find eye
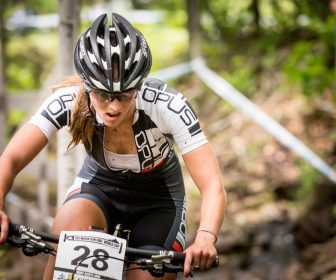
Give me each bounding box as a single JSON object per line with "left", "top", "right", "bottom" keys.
{"left": 96, "top": 90, "right": 106, "bottom": 97}
{"left": 93, "top": 90, "right": 109, "bottom": 102}
{"left": 120, "top": 93, "right": 133, "bottom": 102}
{"left": 120, "top": 95, "right": 128, "bottom": 102}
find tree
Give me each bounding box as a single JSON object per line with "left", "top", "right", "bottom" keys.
{"left": 56, "top": 0, "right": 82, "bottom": 208}
{"left": 187, "top": 0, "right": 202, "bottom": 59}
{"left": 250, "top": 0, "right": 260, "bottom": 33}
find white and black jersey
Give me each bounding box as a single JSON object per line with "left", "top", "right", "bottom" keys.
{"left": 29, "top": 77, "right": 208, "bottom": 173}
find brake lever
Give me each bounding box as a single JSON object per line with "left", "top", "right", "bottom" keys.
{"left": 6, "top": 227, "right": 55, "bottom": 255}
{"left": 134, "top": 258, "right": 187, "bottom": 277}
{"left": 162, "top": 262, "right": 184, "bottom": 273}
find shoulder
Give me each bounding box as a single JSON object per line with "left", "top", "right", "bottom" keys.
{"left": 143, "top": 77, "right": 166, "bottom": 89}
{"left": 33, "top": 85, "right": 81, "bottom": 124}
{"left": 42, "top": 86, "right": 81, "bottom": 111}
{"left": 142, "top": 77, "right": 179, "bottom": 95}
{"left": 137, "top": 77, "right": 200, "bottom": 130}
{"left": 138, "top": 77, "right": 196, "bottom": 118}
{"left": 139, "top": 77, "right": 184, "bottom": 107}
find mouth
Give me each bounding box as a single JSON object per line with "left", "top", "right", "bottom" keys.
{"left": 105, "top": 112, "right": 121, "bottom": 121}
{"left": 106, "top": 112, "right": 120, "bottom": 117}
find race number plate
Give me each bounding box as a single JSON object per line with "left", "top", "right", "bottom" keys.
{"left": 53, "top": 231, "right": 127, "bottom": 280}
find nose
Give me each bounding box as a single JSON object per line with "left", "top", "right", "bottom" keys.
{"left": 107, "top": 98, "right": 122, "bottom": 111}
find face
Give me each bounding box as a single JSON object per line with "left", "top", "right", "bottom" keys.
{"left": 89, "top": 88, "right": 137, "bottom": 127}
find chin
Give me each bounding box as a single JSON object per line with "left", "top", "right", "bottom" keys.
{"left": 103, "top": 122, "right": 116, "bottom": 127}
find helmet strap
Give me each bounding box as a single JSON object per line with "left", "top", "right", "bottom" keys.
{"left": 85, "top": 89, "right": 105, "bottom": 128}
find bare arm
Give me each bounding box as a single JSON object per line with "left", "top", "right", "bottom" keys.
{"left": 182, "top": 143, "right": 227, "bottom": 276}
{"left": 0, "top": 123, "right": 48, "bottom": 243}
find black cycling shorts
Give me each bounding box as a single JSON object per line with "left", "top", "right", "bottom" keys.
{"left": 65, "top": 151, "right": 187, "bottom": 252}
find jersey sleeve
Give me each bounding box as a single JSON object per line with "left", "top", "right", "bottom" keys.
{"left": 28, "top": 86, "right": 79, "bottom": 140}
{"left": 141, "top": 78, "right": 208, "bottom": 155}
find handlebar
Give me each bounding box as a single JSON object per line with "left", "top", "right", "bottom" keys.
{"left": 5, "top": 222, "right": 219, "bottom": 276}
{"left": 9, "top": 222, "right": 58, "bottom": 243}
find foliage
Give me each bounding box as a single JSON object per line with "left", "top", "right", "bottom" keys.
{"left": 6, "top": 31, "right": 57, "bottom": 90}
{"left": 218, "top": 55, "right": 257, "bottom": 97}
{"left": 132, "top": 0, "right": 184, "bottom": 12}
{"left": 138, "top": 23, "right": 188, "bottom": 71}
{"left": 282, "top": 40, "right": 333, "bottom": 96}
{"left": 25, "top": 0, "right": 58, "bottom": 13}
{"left": 201, "top": 0, "right": 336, "bottom": 98}
{"left": 5, "top": 0, "right": 57, "bottom": 16}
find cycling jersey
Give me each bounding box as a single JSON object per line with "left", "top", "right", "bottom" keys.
{"left": 29, "top": 77, "right": 208, "bottom": 173}
{"left": 29, "top": 77, "right": 208, "bottom": 252}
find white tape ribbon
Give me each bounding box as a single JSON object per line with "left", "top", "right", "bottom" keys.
{"left": 191, "top": 57, "right": 336, "bottom": 184}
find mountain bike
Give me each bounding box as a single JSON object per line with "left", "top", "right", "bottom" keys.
{"left": 3, "top": 222, "right": 219, "bottom": 279}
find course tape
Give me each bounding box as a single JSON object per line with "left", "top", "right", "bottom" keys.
{"left": 151, "top": 62, "right": 192, "bottom": 81}
{"left": 191, "top": 57, "right": 336, "bottom": 184}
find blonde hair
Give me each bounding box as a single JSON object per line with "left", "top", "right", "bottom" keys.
{"left": 52, "top": 75, "right": 95, "bottom": 152}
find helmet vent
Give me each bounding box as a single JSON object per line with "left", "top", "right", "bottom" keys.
{"left": 112, "top": 53, "right": 119, "bottom": 82}
{"left": 98, "top": 44, "right": 106, "bottom": 61}
{"left": 119, "top": 25, "right": 128, "bottom": 38}
{"left": 125, "top": 43, "right": 130, "bottom": 60}
{"left": 97, "top": 27, "right": 104, "bottom": 38}
{"left": 82, "top": 63, "right": 94, "bottom": 81}
{"left": 85, "top": 37, "right": 93, "bottom": 54}
{"left": 126, "top": 61, "right": 137, "bottom": 80}
{"left": 93, "top": 63, "right": 105, "bottom": 78}
{"left": 110, "top": 31, "right": 117, "bottom": 47}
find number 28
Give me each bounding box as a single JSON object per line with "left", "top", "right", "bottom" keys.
{"left": 71, "top": 245, "right": 110, "bottom": 271}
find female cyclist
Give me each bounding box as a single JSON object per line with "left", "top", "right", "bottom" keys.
{"left": 0, "top": 13, "right": 226, "bottom": 279}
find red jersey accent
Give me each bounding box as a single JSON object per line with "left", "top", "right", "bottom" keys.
{"left": 173, "top": 240, "right": 183, "bottom": 252}
{"left": 141, "top": 159, "right": 164, "bottom": 173}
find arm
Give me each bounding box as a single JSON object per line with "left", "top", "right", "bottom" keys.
{"left": 0, "top": 123, "right": 48, "bottom": 244}
{"left": 182, "top": 143, "right": 227, "bottom": 277}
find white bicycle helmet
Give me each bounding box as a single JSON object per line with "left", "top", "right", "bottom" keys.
{"left": 74, "top": 13, "right": 152, "bottom": 93}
